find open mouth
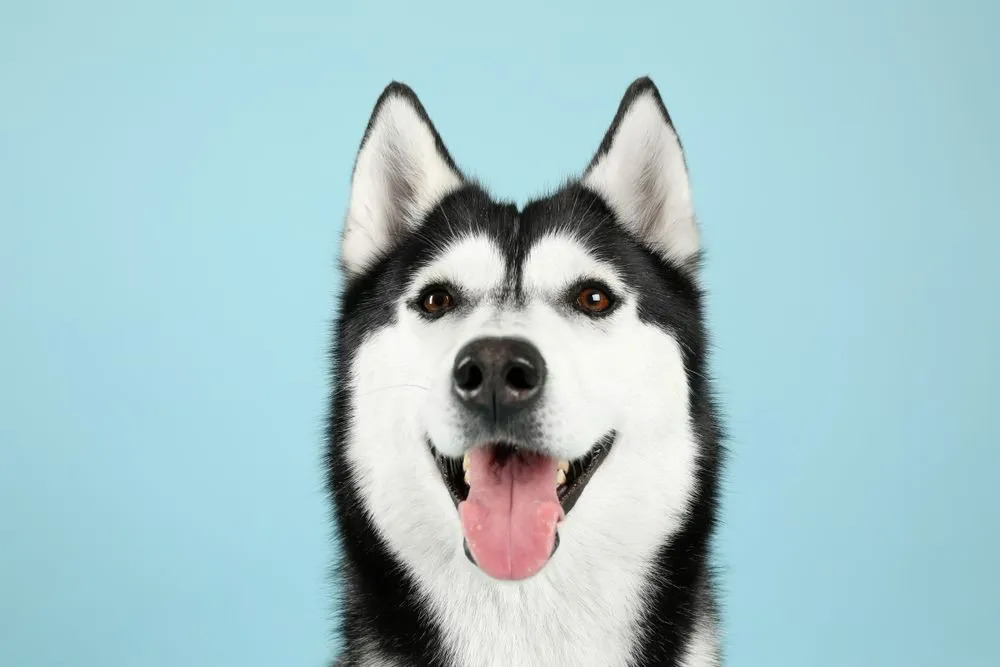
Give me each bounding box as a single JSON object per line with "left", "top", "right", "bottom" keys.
{"left": 429, "top": 433, "right": 615, "bottom": 580}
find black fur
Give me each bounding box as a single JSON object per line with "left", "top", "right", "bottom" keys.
{"left": 326, "top": 78, "right": 723, "bottom": 666}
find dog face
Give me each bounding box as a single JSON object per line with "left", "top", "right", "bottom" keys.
{"left": 334, "top": 80, "right": 707, "bottom": 584}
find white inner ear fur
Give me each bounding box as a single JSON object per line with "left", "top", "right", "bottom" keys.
{"left": 583, "top": 91, "right": 699, "bottom": 267}
{"left": 341, "top": 93, "right": 463, "bottom": 275}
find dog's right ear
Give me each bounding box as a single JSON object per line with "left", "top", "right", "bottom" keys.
{"left": 340, "top": 83, "right": 464, "bottom": 275}
{"left": 583, "top": 77, "right": 700, "bottom": 271}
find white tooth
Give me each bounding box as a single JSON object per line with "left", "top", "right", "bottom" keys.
{"left": 556, "top": 469, "right": 566, "bottom": 485}
{"left": 558, "top": 460, "right": 569, "bottom": 472}
{"left": 464, "top": 471, "right": 470, "bottom": 485}
{"left": 463, "top": 453, "right": 470, "bottom": 471}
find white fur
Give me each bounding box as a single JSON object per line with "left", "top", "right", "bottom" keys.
{"left": 341, "top": 92, "right": 463, "bottom": 275}
{"left": 405, "top": 234, "right": 507, "bottom": 300}
{"left": 680, "top": 619, "right": 721, "bottom": 667}
{"left": 345, "top": 232, "right": 711, "bottom": 666}
{"left": 583, "top": 90, "right": 699, "bottom": 267}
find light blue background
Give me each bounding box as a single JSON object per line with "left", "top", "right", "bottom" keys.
{"left": 2, "top": 1, "right": 997, "bottom": 665}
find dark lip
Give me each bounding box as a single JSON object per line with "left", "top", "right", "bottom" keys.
{"left": 556, "top": 432, "right": 616, "bottom": 514}
{"left": 427, "top": 432, "right": 617, "bottom": 516}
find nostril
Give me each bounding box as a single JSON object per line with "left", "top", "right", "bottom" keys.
{"left": 505, "top": 362, "right": 538, "bottom": 392}
{"left": 453, "top": 338, "right": 545, "bottom": 410}
{"left": 454, "top": 358, "right": 484, "bottom": 393}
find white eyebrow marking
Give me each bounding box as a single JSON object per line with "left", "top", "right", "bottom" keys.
{"left": 408, "top": 234, "right": 506, "bottom": 296}
{"left": 521, "top": 233, "right": 624, "bottom": 295}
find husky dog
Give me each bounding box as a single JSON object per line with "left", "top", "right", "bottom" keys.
{"left": 327, "top": 77, "right": 723, "bottom": 667}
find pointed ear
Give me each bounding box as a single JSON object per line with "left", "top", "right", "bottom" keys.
{"left": 582, "top": 77, "right": 699, "bottom": 269}
{"left": 340, "top": 82, "right": 464, "bottom": 275}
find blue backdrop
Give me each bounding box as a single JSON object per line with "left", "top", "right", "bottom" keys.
{"left": 2, "top": 1, "right": 997, "bottom": 665}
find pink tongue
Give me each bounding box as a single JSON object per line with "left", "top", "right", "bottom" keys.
{"left": 458, "top": 448, "right": 563, "bottom": 580}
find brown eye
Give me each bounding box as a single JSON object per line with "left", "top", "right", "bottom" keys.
{"left": 421, "top": 289, "right": 454, "bottom": 315}
{"left": 576, "top": 286, "right": 613, "bottom": 314}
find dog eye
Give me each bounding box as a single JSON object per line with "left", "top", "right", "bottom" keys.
{"left": 420, "top": 289, "right": 455, "bottom": 315}
{"left": 575, "top": 286, "right": 613, "bottom": 314}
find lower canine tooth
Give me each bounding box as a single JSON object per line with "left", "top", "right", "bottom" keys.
{"left": 463, "top": 454, "right": 470, "bottom": 471}
{"left": 556, "top": 469, "right": 566, "bottom": 485}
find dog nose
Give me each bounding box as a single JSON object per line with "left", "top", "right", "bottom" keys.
{"left": 452, "top": 337, "right": 546, "bottom": 423}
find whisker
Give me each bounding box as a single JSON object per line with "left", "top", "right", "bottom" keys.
{"left": 361, "top": 383, "right": 431, "bottom": 397}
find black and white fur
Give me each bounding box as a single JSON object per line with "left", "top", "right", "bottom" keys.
{"left": 326, "top": 77, "right": 723, "bottom": 667}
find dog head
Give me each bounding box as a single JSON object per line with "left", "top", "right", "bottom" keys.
{"left": 332, "top": 79, "right": 710, "bottom": 583}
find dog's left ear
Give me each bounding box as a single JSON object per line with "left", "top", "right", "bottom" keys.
{"left": 583, "top": 77, "right": 699, "bottom": 270}
{"left": 340, "top": 82, "right": 464, "bottom": 275}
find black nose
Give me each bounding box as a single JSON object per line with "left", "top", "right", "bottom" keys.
{"left": 452, "top": 337, "right": 546, "bottom": 424}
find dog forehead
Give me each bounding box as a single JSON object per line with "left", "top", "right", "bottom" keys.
{"left": 406, "top": 183, "right": 624, "bottom": 299}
